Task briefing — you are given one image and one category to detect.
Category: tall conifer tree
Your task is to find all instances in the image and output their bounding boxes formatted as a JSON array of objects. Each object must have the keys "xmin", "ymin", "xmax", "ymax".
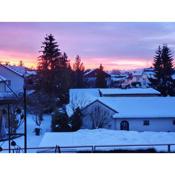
[
  {"xmin": 95, "ymin": 64, "xmax": 107, "ymax": 88},
  {"xmin": 73, "ymin": 55, "xmax": 85, "ymax": 88},
  {"xmin": 37, "ymin": 34, "xmax": 73, "ymax": 103},
  {"xmin": 150, "ymin": 45, "xmax": 175, "ymax": 96},
  {"xmin": 37, "ymin": 34, "xmax": 62, "ymax": 94}
]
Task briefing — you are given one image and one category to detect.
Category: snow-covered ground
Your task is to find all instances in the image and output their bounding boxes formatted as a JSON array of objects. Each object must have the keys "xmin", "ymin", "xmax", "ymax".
[
  {"xmin": 40, "ymin": 129, "xmax": 175, "ymax": 152},
  {"xmin": 0, "ymin": 114, "xmax": 51, "ymax": 153},
  {"xmin": 1, "ymin": 114, "xmax": 175, "ymax": 153}
]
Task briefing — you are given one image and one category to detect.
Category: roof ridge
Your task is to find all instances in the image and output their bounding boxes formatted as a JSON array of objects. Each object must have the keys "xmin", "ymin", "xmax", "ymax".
[{"xmin": 0, "ymin": 64, "xmax": 24, "ymax": 77}]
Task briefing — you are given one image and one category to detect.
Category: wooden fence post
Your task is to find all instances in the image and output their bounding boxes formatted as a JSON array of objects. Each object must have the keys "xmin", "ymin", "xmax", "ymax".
[
  {"xmin": 55, "ymin": 145, "xmax": 61, "ymax": 153},
  {"xmin": 92, "ymin": 146, "xmax": 95, "ymax": 153},
  {"xmin": 168, "ymin": 145, "xmax": 171, "ymax": 153}
]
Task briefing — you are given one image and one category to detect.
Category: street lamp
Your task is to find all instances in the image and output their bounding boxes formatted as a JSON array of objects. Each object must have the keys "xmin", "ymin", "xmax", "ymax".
[{"xmin": 23, "ymin": 86, "xmax": 27, "ymax": 153}]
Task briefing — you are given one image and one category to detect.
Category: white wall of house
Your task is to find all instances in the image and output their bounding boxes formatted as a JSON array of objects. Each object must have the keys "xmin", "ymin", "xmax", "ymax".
[
  {"xmin": 82, "ymin": 100, "xmax": 175, "ymax": 132},
  {"xmin": 82, "ymin": 100, "xmax": 116, "ymax": 129},
  {"xmin": 0, "ymin": 82, "xmax": 6, "ymax": 92},
  {"xmin": 115, "ymin": 118, "xmax": 175, "ymax": 132},
  {"xmin": 0, "ymin": 65, "xmax": 24, "ymax": 93}
]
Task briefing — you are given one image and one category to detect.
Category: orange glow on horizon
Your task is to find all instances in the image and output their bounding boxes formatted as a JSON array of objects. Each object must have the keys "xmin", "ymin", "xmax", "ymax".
[
  {"xmin": 0, "ymin": 56, "xmax": 37, "ymax": 69},
  {"xmin": 82, "ymin": 57, "xmax": 152, "ymax": 70},
  {"xmin": 0, "ymin": 51, "xmax": 38, "ymax": 69},
  {"xmin": 0, "ymin": 52, "xmax": 153, "ymax": 70}
]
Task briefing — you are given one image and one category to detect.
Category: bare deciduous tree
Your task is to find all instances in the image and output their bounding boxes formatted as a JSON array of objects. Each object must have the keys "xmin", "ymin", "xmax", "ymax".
[
  {"xmin": 70, "ymin": 93, "xmax": 93, "ymax": 112},
  {"xmin": 89, "ymin": 105, "xmax": 111, "ymax": 129}
]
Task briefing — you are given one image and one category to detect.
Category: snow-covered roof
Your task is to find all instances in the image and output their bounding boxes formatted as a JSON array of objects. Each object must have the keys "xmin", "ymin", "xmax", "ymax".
[
  {"xmin": 111, "ymin": 77, "xmax": 126, "ymax": 82},
  {"xmin": 0, "ymin": 64, "xmax": 36, "ymax": 77},
  {"xmin": 4, "ymin": 65, "xmax": 26, "ymax": 76},
  {"xmin": 70, "ymin": 88, "xmax": 100, "ymax": 99},
  {"xmin": 0, "ymin": 75, "xmax": 7, "ymax": 81},
  {"xmin": 84, "ymin": 69, "xmax": 95, "ymax": 76},
  {"xmin": 143, "ymin": 71, "xmax": 155, "ymax": 78},
  {"xmin": 84, "ymin": 69, "xmax": 110, "ymax": 78},
  {"xmin": 39, "ymin": 129, "xmax": 175, "ymax": 148},
  {"xmin": 69, "ymin": 88, "xmax": 100, "ymax": 110},
  {"xmin": 97, "ymin": 97, "xmax": 175, "ymax": 118},
  {"xmin": 132, "ymin": 70, "xmax": 143, "ymax": 76},
  {"xmin": 99, "ymin": 88, "xmax": 160, "ymax": 96},
  {"xmin": 68, "ymin": 88, "xmax": 162, "ymax": 116},
  {"xmin": 111, "ymin": 74, "xmax": 127, "ymax": 82},
  {"xmin": 144, "ymin": 67, "xmax": 154, "ymax": 72},
  {"xmin": 26, "ymin": 70, "xmax": 37, "ymax": 76}
]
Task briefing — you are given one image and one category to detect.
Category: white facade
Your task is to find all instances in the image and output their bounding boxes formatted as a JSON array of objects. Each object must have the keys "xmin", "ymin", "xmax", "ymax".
[
  {"xmin": 0, "ymin": 65, "xmax": 24, "ymax": 94},
  {"xmin": 0, "ymin": 75, "xmax": 7, "ymax": 92},
  {"xmin": 0, "ymin": 81, "xmax": 6, "ymax": 92},
  {"xmin": 81, "ymin": 99, "xmax": 175, "ymax": 132},
  {"xmin": 69, "ymin": 88, "xmax": 175, "ymax": 132},
  {"xmin": 82, "ymin": 100, "xmax": 116, "ymax": 129},
  {"xmin": 114, "ymin": 118, "xmax": 175, "ymax": 132},
  {"xmin": 121, "ymin": 69, "xmax": 155, "ymax": 88}
]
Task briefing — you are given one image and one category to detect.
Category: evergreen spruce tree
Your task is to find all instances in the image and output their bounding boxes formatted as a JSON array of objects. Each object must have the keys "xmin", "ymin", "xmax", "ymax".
[
  {"xmin": 51, "ymin": 107, "xmax": 71, "ymax": 132},
  {"xmin": 73, "ymin": 55, "xmax": 85, "ymax": 88},
  {"xmin": 37, "ymin": 34, "xmax": 62, "ymax": 94},
  {"xmin": 95, "ymin": 64, "xmax": 107, "ymax": 88},
  {"xmin": 71, "ymin": 107, "xmax": 82, "ymax": 131},
  {"xmin": 55, "ymin": 52, "xmax": 73, "ymax": 104},
  {"xmin": 150, "ymin": 45, "xmax": 175, "ymax": 96},
  {"xmin": 37, "ymin": 34, "xmax": 73, "ymax": 103}
]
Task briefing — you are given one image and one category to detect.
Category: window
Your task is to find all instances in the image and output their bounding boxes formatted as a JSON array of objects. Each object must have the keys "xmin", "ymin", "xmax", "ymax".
[
  {"xmin": 172, "ymin": 120, "xmax": 175, "ymax": 125},
  {"xmin": 120, "ymin": 121, "xmax": 129, "ymax": 130},
  {"xmin": 143, "ymin": 120, "xmax": 149, "ymax": 126},
  {"xmin": 7, "ymin": 80, "xmax": 11, "ymax": 86}
]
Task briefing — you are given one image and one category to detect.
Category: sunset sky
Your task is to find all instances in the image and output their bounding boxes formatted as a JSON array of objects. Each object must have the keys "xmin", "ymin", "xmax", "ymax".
[{"xmin": 0, "ymin": 22, "xmax": 175, "ymax": 70}]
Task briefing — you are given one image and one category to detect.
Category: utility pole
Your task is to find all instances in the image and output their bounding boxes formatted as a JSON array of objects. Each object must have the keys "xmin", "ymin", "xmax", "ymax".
[
  {"xmin": 23, "ymin": 86, "xmax": 27, "ymax": 153},
  {"xmin": 7, "ymin": 104, "xmax": 11, "ymax": 153}
]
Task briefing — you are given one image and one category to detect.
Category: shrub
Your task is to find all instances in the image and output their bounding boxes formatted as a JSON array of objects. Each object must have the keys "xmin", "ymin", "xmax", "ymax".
[
  {"xmin": 70, "ymin": 107, "xmax": 82, "ymax": 131},
  {"xmin": 51, "ymin": 107, "xmax": 71, "ymax": 132}
]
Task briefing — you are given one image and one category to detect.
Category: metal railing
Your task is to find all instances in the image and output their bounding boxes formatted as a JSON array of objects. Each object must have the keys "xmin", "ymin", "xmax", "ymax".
[{"xmin": 1, "ymin": 143, "xmax": 175, "ymax": 153}]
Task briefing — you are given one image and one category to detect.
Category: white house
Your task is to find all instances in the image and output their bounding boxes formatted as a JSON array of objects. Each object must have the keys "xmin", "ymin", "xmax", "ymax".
[
  {"xmin": 81, "ymin": 97, "xmax": 175, "ymax": 132},
  {"xmin": 121, "ymin": 68, "xmax": 155, "ymax": 88},
  {"xmin": 110, "ymin": 74, "xmax": 128, "ymax": 87},
  {"xmin": 124, "ymin": 70, "xmax": 146, "ymax": 88},
  {"xmin": 0, "ymin": 75, "xmax": 8, "ymax": 92},
  {"xmin": 68, "ymin": 88, "xmax": 160, "ymax": 110},
  {"xmin": 68, "ymin": 88, "xmax": 175, "ymax": 132},
  {"xmin": 0, "ymin": 64, "xmax": 25, "ymax": 94}
]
